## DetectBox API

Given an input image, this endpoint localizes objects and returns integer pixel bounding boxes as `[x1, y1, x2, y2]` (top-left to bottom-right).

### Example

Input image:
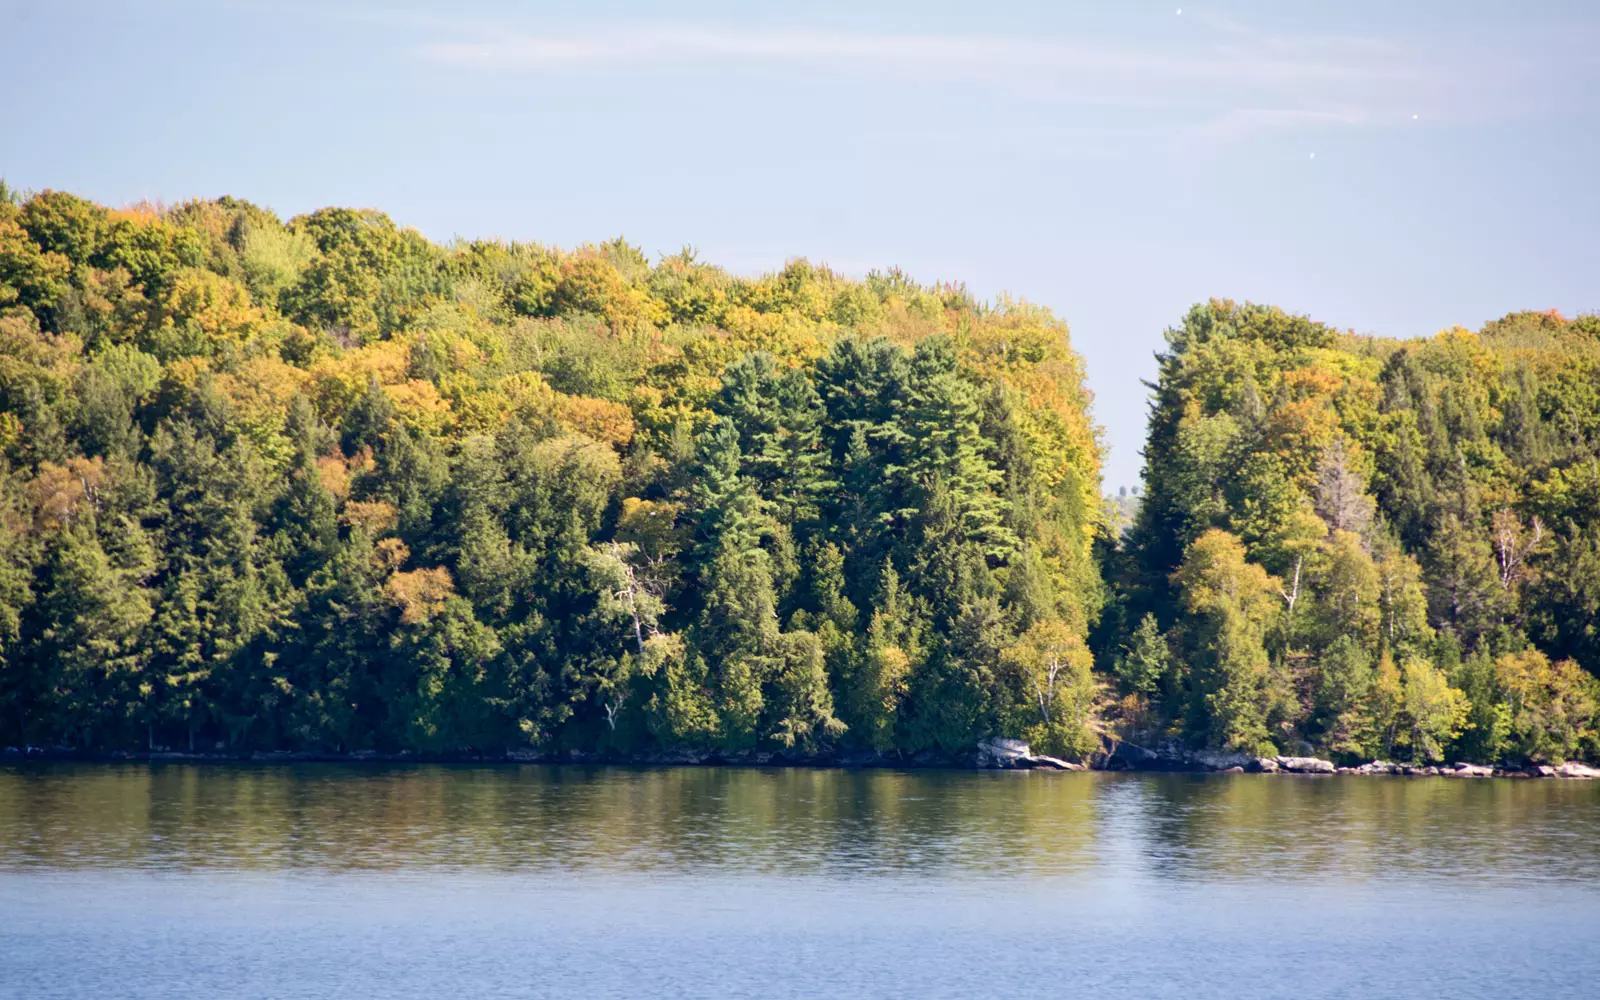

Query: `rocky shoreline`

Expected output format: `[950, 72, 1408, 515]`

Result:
[5, 738, 1600, 778]
[1097, 740, 1600, 778]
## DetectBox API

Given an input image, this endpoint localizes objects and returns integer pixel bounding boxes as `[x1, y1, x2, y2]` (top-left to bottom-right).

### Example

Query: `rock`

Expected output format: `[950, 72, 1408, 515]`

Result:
[645, 747, 710, 765]
[976, 738, 1033, 769]
[1450, 763, 1494, 777]
[1353, 760, 1399, 775]
[1108, 742, 1159, 770]
[1249, 757, 1280, 773]
[1533, 764, 1557, 777]
[1222, 765, 1245, 774]
[1555, 762, 1600, 779]
[1030, 755, 1085, 771]
[1275, 755, 1336, 774]
[1195, 749, 1254, 772]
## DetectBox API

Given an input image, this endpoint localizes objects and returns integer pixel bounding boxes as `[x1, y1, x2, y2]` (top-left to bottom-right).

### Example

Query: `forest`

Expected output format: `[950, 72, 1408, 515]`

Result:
[1109, 301, 1600, 765]
[0, 184, 1596, 765]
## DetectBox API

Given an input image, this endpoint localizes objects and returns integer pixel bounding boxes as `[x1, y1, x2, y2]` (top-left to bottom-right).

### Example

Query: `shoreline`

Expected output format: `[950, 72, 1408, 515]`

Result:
[4, 744, 1597, 779]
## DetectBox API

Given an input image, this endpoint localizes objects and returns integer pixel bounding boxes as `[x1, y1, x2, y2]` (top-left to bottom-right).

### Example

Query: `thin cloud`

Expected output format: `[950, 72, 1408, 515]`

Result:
[421, 24, 1477, 136]
[423, 26, 1415, 87]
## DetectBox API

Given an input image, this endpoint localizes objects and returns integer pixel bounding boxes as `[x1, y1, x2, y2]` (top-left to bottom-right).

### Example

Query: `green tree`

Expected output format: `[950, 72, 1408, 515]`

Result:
[1114, 612, 1169, 696]
[1171, 529, 1282, 754]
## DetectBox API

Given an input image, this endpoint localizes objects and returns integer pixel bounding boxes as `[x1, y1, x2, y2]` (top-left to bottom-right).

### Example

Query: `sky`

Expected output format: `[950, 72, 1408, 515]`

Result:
[2, 0, 1598, 488]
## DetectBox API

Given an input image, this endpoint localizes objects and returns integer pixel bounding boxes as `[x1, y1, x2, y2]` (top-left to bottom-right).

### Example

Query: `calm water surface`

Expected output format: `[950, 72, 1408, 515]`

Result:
[2, 764, 1597, 998]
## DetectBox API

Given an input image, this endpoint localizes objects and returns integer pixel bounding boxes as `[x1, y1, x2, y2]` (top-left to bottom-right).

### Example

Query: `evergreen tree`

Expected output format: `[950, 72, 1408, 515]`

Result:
[1115, 613, 1169, 696]
[23, 523, 152, 746]
[850, 558, 918, 751]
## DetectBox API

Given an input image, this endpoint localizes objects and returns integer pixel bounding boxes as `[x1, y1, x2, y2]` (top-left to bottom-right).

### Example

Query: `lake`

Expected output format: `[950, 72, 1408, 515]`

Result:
[2, 764, 1597, 999]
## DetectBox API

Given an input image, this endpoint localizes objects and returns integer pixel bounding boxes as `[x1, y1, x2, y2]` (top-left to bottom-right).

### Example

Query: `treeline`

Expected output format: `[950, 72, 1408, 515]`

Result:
[1105, 301, 1600, 765]
[0, 186, 1104, 757]
[3, 187, 1597, 766]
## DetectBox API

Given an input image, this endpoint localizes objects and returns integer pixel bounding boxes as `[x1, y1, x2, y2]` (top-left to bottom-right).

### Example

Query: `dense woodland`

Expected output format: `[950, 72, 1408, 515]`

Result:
[1109, 301, 1600, 765]
[0, 185, 1595, 764]
[0, 185, 1102, 759]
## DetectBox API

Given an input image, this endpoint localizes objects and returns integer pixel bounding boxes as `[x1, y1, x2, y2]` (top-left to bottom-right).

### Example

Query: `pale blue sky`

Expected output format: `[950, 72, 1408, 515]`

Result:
[3, 1, 1597, 487]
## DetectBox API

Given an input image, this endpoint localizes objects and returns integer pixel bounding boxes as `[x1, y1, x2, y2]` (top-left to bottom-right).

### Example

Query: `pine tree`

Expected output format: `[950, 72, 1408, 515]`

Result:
[766, 630, 845, 750]
[1115, 613, 1169, 696]
[1311, 635, 1372, 757]
[850, 558, 918, 751]
[25, 522, 152, 747]
[900, 337, 1013, 557]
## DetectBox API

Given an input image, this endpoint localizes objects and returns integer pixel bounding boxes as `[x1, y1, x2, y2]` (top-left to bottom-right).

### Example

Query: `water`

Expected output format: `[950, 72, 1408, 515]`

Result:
[2, 765, 1597, 999]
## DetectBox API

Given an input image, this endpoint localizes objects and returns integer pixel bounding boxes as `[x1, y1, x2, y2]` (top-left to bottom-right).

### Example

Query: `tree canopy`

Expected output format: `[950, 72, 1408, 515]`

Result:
[1103, 299, 1600, 764]
[0, 187, 1104, 758]
[3, 188, 1595, 765]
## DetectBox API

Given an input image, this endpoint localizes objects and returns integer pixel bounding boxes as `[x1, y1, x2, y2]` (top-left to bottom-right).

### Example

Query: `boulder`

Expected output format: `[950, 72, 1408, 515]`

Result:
[1554, 762, 1600, 779]
[1353, 760, 1399, 775]
[1275, 755, 1336, 774]
[1249, 757, 1280, 773]
[1449, 763, 1494, 777]
[1222, 765, 1245, 774]
[1195, 749, 1254, 771]
[1108, 742, 1160, 769]
[1030, 755, 1086, 772]
[1532, 764, 1557, 777]
[976, 738, 1034, 769]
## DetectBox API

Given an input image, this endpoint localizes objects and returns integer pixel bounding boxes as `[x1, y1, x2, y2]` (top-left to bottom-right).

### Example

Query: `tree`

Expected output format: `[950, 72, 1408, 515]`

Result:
[766, 630, 846, 750]
[1312, 635, 1372, 758]
[850, 559, 917, 752]
[1314, 530, 1381, 651]
[1490, 508, 1543, 594]
[1425, 511, 1501, 645]
[1001, 618, 1096, 758]
[1372, 533, 1432, 659]
[906, 594, 1009, 754]
[1114, 613, 1169, 696]
[1313, 438, 1375, 538]
[1398, 657, 1469, 763]
[714, 352, 834, 526]
[1494, 649, 1599, 763]
[23, 523, 152, 747]
[1171, 530, 1282, 754]
[1366, 650, 1405, 760]
[1526, 524, 1600, 672]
